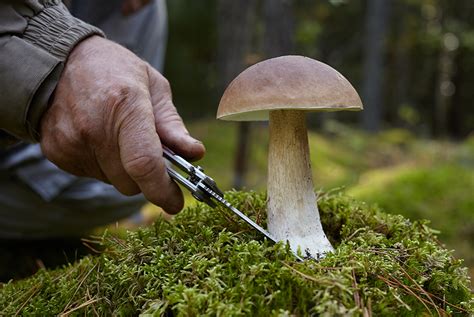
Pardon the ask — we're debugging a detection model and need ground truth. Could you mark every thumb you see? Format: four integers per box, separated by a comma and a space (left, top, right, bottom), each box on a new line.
118, 100, 184, 213
148, 66, 205, 161
155, 100, 205, 161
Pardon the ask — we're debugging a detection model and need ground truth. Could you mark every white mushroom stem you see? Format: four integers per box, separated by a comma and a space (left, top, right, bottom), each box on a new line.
267, 110, 334, 258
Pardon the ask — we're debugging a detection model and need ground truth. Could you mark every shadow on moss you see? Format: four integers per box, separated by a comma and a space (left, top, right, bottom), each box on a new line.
0, 191, 472, 316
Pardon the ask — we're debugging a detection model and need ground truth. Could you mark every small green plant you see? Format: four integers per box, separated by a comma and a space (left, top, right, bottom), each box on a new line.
0, 191, 472, 316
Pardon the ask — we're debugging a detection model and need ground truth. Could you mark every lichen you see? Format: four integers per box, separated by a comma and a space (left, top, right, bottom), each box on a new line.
0, 191, 472, 316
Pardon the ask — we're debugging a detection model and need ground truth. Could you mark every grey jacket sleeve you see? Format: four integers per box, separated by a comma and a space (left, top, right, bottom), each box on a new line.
0, 0, 104, 144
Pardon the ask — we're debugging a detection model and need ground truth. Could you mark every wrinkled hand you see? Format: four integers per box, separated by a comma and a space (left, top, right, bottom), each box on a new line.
40, 36, 205, 213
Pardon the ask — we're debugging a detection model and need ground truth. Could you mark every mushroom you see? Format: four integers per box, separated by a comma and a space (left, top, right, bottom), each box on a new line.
217, 55, 363, 258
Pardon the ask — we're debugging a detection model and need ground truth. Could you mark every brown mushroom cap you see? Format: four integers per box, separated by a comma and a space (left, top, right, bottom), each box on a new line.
217, 55, 363, 121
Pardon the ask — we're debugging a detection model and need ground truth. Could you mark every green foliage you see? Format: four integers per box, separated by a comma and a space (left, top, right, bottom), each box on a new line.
348, 134, 474, 275
350, 164, 474, 237
1, 192, 472, 316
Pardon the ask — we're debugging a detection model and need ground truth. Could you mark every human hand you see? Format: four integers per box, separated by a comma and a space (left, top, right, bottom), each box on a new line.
40, 36, 205, 213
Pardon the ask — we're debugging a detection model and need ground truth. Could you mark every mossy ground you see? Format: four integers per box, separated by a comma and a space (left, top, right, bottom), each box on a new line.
0, 191, 472, 316
188, 120, 474, 276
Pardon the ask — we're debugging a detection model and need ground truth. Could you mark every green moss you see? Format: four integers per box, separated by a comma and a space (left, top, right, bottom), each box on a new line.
349, 163, 474, 272
0, 191, 472, 316
189, 120, 474, 277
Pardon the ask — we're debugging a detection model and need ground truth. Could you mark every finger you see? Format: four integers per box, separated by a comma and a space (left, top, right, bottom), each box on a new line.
155, 104, 206, 161
95, 143, 141, 196
147, 65, 206, 161
41, 129, 111, 183
118, 100, 184, 213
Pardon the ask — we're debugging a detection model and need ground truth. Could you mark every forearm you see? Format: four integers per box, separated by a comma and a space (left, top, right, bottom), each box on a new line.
0, 1, 104, 144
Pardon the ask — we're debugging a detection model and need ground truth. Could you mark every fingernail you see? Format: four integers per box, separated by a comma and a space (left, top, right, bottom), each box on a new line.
190, 137, 203, 145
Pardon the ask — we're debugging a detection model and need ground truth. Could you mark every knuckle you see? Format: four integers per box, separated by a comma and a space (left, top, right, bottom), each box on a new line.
112, 85, 141, 107
155, 105, 180, 122
123, 154, 162, 180
76, 117, 96, 141
105, 85, 150, 135
108, 82, 148, 110
147, 66, 171, 93
159, 77, 171, 91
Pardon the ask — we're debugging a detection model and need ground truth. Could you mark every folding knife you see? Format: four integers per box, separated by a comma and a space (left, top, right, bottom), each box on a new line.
162, 147, 304, 261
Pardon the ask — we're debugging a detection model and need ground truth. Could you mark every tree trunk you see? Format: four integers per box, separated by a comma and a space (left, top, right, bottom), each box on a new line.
233, 122, 251, 189
361, 0, 391, 132
393, 4, 411, 127
217, 0, 257, 189
263, 0, 295, 58
434, 33, 459, 138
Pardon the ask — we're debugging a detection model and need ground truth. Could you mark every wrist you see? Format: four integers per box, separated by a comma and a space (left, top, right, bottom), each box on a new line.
23, 5, 104, 62
67, 35, 105, 63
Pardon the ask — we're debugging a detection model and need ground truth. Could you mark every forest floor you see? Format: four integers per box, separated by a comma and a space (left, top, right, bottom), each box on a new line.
184, 119, 474, 279
1, 191, 472, 315
0, 119, 472, 284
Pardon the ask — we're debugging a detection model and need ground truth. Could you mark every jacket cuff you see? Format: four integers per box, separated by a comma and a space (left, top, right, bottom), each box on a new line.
0, 37, 62, 141
23, 4, 104, 61
19, 3, 105, 141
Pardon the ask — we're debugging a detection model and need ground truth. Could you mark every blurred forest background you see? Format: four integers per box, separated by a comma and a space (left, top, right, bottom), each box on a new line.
162, 0, 474, 278
167, 0, 474, 137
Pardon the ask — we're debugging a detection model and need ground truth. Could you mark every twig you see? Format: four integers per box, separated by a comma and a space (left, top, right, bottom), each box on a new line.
312, 266, 345, 270
395, 272, 469, 313
399, 266, 440, 316
418, 289, 470, 313
391, 291, 412, 311
13, 285, 41, 317
81, 237, 102, 244
365, 297, 372, 317
346, 228, 366, 241
61, 263, 98, 314
316, 187, 345, 201
86, 288, 100, 317
82, 241, 102, 254
352, 268, 362, 309
35, 259, 46, 270
59, 297, 102, 317
377, 275, 433, 314
281, 262, 340, 286
3, 267, 75, 316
